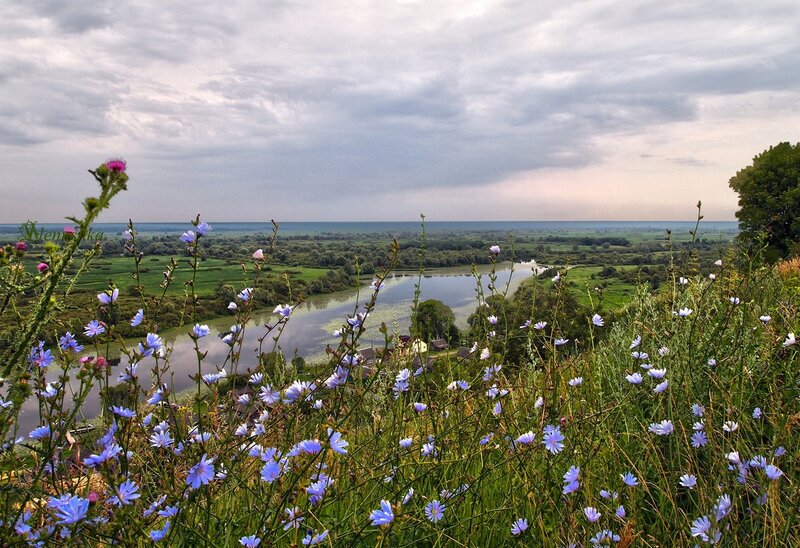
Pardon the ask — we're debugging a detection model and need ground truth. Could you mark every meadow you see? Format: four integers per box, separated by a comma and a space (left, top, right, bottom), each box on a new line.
0, 162, 797, 546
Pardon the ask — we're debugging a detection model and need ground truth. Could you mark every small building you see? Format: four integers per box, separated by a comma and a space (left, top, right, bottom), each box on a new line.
358, 347, 379, 365
412, 354, 436, 372
429, 338, 449, 352
456, 346, 476, 359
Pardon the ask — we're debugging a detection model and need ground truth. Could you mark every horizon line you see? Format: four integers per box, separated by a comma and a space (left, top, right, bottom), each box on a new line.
1, 218, 739, 224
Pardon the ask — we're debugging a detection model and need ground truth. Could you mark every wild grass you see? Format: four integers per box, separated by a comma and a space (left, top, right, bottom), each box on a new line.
0, 163, 797, 546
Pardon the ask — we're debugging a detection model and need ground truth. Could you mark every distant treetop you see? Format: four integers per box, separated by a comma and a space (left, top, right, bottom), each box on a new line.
728, 142, 800, 261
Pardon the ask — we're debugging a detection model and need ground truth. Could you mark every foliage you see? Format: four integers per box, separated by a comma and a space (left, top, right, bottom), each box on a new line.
413, 299, 458, 343
0, 164, 798, 547
728, 142, 800, 261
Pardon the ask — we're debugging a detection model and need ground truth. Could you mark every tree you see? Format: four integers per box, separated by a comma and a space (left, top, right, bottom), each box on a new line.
413, 299, 457, 342
728, 142, 800, 260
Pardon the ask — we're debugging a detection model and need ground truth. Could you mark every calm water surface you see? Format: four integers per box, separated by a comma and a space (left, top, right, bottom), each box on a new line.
16, 262, 541, 434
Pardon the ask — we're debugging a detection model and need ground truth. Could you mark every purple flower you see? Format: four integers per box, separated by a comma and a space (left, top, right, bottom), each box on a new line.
328, 429, 349, 454
193, 324, 210, 338
563, 465, 580, 494
653, 380, 669, 394
84, 442, 122, 467
554, 338, 569, 347
413, 402, 427, 413
282, 506, 304, 530
515, 431, 536, 445
49, 494, 89, 525
302, 529, 329, 546
284, 380, 314, 403
690, 516, 712, 542
691, 431, 708, 448
273, 304, 293, 317
713, 494, 732, 522
678, 307, 693, 317
97, 288, 119, 305
28, 341, 55, 369
692, 403, 705, 417
679, 474, 697, 489
150, 521, 171, 542
158, 505, 179, 518
369, 278, 385, 290
108, 479, 140, 506
130, 309, 144, 327
196, 222, 212, 236
592, 314, 604, 327
84, 320, 105, 338
369, 499, 395, 526
648, 420, 674, 436
583, 506, 601, 523
425, 500, 445, 523
150, 430, 174, 449
722, 421, 738, 433
625, 372, 643, 384
112, 405, 136, 419
239, 536, 261, 548
764, 465, 783, 481
29, 425, 51, 440
260, 461, 281, 483
542, 425, 565, 454
145, 332, 163, 351
621, 472, 639, 487
591, 530, 621, 545
568, 376, 582, 387
511, 518, 528, 536
58, 332, 84, 353
106, 158, 127, 172
489, 245, 501, 255
180, 230, 197, 244
291, 439, 322, 456
534, 321, 547, 330
186, 454, 215, 489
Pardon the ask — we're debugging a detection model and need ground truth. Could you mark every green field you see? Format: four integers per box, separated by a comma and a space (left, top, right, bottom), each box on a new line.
557, 265, 642, 308
70, 256, 331, 296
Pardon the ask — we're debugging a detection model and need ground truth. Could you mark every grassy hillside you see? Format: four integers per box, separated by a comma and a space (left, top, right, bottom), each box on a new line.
2, 247, 797, 546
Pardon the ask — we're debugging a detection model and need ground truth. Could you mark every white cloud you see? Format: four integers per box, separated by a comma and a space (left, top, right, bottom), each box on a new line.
1, 0, 799, 222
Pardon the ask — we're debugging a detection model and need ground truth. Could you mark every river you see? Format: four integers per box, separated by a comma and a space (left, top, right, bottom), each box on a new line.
14, 261, 541, 435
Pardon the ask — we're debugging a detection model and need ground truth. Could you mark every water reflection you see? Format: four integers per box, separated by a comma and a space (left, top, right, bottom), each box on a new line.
16, 262, 540, 434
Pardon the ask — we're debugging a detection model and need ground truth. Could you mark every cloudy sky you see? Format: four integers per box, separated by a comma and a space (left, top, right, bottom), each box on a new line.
1, 0, 798, 222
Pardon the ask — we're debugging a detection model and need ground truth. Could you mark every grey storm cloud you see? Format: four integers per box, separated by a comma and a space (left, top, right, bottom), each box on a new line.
1, 0, 799, 221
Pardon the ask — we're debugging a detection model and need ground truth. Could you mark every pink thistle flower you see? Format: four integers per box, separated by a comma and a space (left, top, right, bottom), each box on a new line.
37, 262, 49, 273
63, 226, 76, 235
15, 241, 27, 251
105, 158, 127, 173
252, 249, 264, 260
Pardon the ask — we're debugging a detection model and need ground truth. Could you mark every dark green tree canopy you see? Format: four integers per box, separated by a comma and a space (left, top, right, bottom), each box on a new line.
728, 142, 800, 260
413, 299, 457, 343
